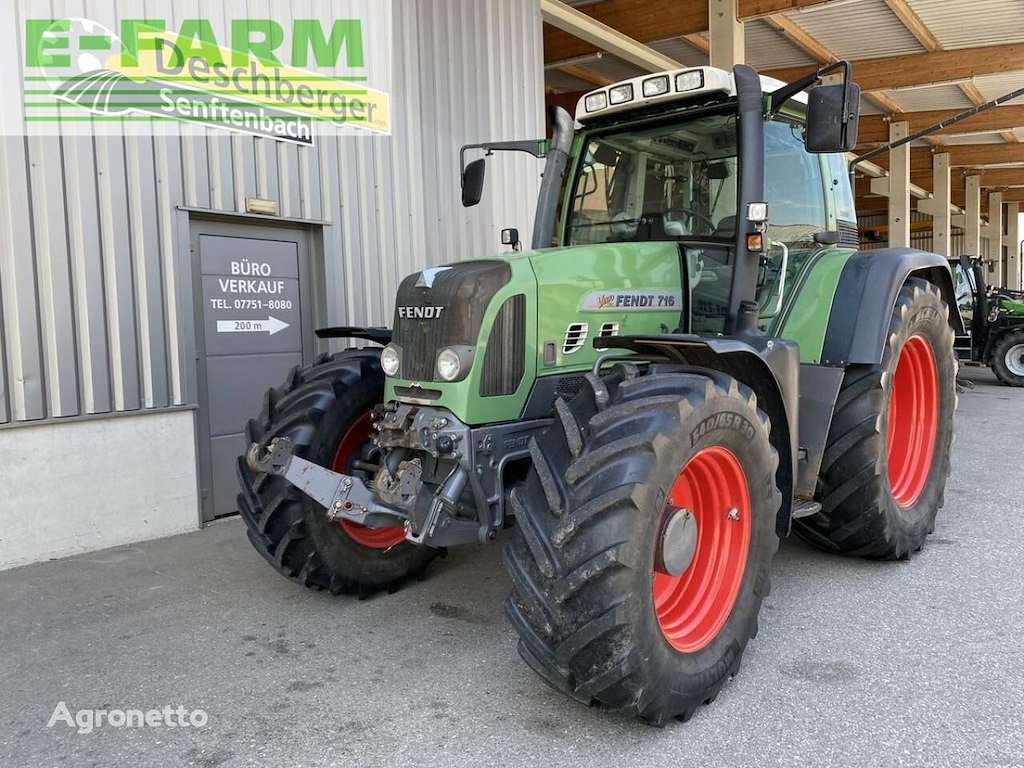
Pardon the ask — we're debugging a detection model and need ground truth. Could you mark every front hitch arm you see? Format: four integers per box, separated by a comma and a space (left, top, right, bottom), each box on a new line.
246, 438, 408, 528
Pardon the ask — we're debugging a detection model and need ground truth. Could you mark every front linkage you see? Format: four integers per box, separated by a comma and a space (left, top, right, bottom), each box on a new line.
248, 403, 548, 548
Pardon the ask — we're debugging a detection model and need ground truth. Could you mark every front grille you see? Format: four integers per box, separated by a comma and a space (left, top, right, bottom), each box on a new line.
480, 294, 526, 397
392, 261, 511, 381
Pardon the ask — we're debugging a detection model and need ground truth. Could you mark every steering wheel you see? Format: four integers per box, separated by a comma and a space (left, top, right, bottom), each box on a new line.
661, 207, 717, 235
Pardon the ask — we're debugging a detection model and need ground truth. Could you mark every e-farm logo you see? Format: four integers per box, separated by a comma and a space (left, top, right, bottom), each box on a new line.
22, 12, 391, 143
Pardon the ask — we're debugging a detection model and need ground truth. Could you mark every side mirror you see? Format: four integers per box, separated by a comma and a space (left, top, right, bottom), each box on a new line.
462, 158, 486, 207
805, 82, 861, 153
501, 228, 521, 250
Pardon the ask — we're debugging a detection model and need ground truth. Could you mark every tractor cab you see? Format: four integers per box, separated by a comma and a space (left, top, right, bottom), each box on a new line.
463, 63, 860, 341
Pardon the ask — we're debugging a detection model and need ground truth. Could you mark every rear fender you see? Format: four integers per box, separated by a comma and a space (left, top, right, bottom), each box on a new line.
821, 248, 963, 366
595, 334, 798, 537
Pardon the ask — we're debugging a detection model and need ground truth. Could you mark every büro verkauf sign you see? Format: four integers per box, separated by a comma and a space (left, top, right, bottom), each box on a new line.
7, 1, 392, 143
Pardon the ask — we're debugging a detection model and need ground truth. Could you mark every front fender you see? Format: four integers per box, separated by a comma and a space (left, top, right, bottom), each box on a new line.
821, 248, 964, 366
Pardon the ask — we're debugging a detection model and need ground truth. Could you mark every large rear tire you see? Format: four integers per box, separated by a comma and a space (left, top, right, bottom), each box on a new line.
990, 329, 1024, 387
236, 350, 437, 596
794, 278, 957, 559
504, 366, 781, 725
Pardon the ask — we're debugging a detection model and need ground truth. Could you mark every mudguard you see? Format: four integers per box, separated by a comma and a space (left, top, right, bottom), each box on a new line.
820, 248, 964, 366
595, 333, 798, 537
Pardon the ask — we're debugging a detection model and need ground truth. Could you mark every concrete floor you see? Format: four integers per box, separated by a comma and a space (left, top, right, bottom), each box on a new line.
1, 367, 1022, 768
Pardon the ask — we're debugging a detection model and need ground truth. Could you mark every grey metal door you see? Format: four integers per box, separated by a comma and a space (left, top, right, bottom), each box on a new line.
191, 222, 314, 522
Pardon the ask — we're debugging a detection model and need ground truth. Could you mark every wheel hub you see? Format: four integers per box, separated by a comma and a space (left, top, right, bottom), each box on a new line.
658, 507, 698, 577
886, 334, 939, 508
653, 446, 752, 654
1006, 343, 1024, 377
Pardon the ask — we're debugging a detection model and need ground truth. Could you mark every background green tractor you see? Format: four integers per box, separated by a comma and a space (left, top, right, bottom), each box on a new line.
951, 255, 1024, 386
238, 62, 961, 725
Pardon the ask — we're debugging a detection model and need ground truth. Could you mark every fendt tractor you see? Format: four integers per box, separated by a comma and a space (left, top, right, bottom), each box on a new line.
239, 62, 960, 725
951, 255, 1024, 386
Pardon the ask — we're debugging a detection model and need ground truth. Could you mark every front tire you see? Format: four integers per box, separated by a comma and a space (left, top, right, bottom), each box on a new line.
237, 350, 437, 596
504, 366, 780, 725
991, 329, 1024, 387
794, 278, 957, 559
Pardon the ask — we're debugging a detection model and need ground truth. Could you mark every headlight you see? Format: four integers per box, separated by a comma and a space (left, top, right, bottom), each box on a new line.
436, 348, 462, 382
675, 70, 704, 92
608, 84, 634, 105
642, 76, 670, 97
584, 92, 608, 113
381, 344, 401, 376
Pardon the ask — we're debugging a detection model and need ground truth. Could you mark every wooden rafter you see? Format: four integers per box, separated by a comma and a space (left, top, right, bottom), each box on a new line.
882, 0, 939, 52
959, 82, 1019, 144
761, 14, 910, 134
879, 0, 1018, 145
907, 168, 1024, 190
856, 172, 1024, 198
763, 43, 1024, 92
868, 144, 1024, 171
681, 33, 710, 55
543, 0, 832, 64
763, 15, 834, 63
555, 64, 614, 88
857, 105, 1024, 144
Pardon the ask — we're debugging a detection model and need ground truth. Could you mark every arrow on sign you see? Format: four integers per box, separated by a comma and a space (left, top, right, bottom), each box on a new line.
216, 316, 291, 336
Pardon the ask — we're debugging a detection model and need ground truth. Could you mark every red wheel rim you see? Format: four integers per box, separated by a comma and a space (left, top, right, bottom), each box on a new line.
886, 335, 938, 508
332, 412, 406, 549
653, 446, 752, 654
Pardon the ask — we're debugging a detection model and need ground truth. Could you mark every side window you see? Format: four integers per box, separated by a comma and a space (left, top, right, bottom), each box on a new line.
827, 152, 857, 224
764, 120, 827, 246
953, 264, 975, 325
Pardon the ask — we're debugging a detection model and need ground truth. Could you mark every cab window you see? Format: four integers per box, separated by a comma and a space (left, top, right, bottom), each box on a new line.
763, 120, 827, 246
567, 113, 739, 246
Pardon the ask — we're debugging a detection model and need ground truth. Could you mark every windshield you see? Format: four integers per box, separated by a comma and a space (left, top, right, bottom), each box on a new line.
567, 112, 738, 246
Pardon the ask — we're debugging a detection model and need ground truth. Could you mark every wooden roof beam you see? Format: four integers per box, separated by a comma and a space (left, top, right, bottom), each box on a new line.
857, 105, 1024, 144
541, 0, 682, 72
867, 144, 1024, 171
764, 43, 1024, 92
681, 33, 710, 55
555, 64, 615, 88
883, 0, 939, 52
543, 0, 833, 64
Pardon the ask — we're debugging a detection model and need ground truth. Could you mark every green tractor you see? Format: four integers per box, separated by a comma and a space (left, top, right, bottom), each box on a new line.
239, 62, 961, 725
951, 255, 1024, 386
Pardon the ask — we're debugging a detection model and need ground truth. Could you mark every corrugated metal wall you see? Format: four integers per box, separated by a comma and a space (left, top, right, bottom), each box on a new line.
0, 0, 544, 425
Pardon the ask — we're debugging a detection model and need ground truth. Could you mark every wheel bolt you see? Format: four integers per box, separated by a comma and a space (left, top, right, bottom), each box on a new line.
727, 507, 740, 522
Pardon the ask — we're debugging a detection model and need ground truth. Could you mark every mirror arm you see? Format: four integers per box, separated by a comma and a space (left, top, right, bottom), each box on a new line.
768, 60, 852, 116
459, 139, 547, 177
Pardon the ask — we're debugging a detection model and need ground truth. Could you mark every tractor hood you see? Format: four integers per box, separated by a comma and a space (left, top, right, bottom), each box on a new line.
383, 240, 688, 425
